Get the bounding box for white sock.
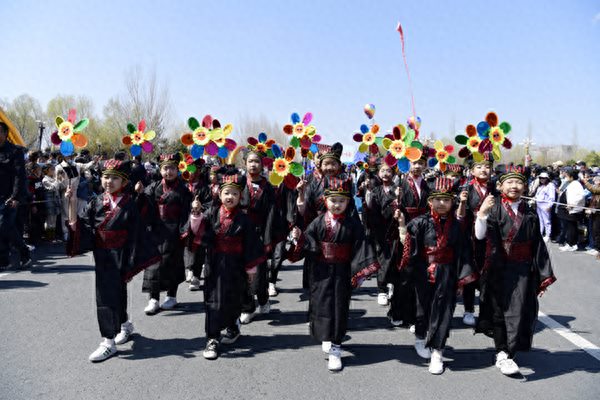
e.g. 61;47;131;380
102;338;115;346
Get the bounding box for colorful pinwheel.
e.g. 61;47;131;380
428;140;456;172
181;115;237;159
454;124;483;160
382;123;423;173
177;153;203;181
353;123;382;155
268;144;305;189
282;112;321;157
50;108;89;156
247;132;277;169
122;119;155;156
476;112;512;161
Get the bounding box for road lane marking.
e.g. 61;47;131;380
538;311;600;362
0;272;12;278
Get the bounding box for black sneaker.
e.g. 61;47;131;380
221;327;241;345
20;253;32;269
203;339;219;360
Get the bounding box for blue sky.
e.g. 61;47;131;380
1;0;599;151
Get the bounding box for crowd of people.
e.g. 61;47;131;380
0;117;598;376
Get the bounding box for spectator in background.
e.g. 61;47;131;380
558;169;586;252
584;173;600;258
42;163;63;242
535;172;556;242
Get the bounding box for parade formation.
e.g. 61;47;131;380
10;101;594;377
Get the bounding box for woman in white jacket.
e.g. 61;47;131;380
558;169;585;252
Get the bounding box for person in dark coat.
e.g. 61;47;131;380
0;122;30;269
67;159;160;362
290;176;379;372
138;153;193;314
475;166;556;376
186;166;266;360
399;177;475;374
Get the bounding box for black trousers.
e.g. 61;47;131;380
269;241;286;284
564;215;582;246
241;261;269;312
593;213;600;251
96;268;128;339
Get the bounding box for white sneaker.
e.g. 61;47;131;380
463;312;476;326
185;270;194;282
189;277;201;291
414;339;431;359
386;283;394;300
144;298;159;315
257;301;271;314
543;236;550;243
322;341;332;354
388;316;403;327
161;296;177;310
585;249;599;256
89;340;117;362
240;312;255;324
328;345;343;371
495;351;520;375
268;283;278;297
428;349;444;375
409;324;416;334
559;244;577;252
114;321;134;345
377;293;389;306
203;339;219;360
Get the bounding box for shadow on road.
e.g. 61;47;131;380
0;279;48;290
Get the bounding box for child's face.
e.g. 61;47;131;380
471;163;491;181
320;158;340;177
378;165;393;182
160;164;178;181
101;174;126;194
428;197;453;216
500;178;525;200
45;167;55;178
246;153;262;176
325;195;349;215
220;186;241;209
410;160;426;177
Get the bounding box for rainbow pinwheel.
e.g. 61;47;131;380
353;123;382;155
454;124;483;161
181;115;237;159
122;119;155;156
247;132;277;169
50;108;89;156
268;144;305;189
476;112;512;161
382;123;423;173
428;140;456;172
282;112;321;157
177;153;203;181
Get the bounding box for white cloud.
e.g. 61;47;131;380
594;12;600;23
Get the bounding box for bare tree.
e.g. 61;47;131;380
6;94;43;148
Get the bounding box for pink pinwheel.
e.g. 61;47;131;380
122;119;155;156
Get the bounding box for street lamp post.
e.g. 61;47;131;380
36;120;45;151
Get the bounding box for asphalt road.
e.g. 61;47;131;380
1;242;599;400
